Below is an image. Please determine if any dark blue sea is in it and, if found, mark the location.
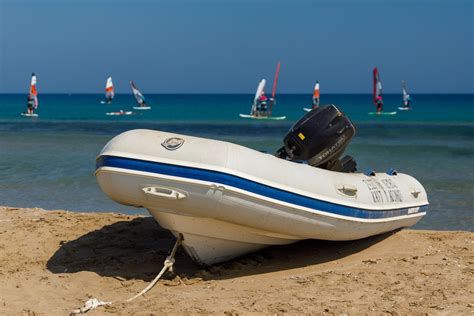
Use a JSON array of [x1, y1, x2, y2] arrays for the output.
[[0, 93, 472, 231]]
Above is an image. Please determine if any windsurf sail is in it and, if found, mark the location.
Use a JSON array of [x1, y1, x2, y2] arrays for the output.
[[251, 79, 266, 115], [313, 81, 320, 107], [105, 76, 114, 103], [402, 80, 411, 107], [268, 61, 281, 116], [130, 81, 146, 106], [373, 67, 383, 111], [29, 73, 38, 109]]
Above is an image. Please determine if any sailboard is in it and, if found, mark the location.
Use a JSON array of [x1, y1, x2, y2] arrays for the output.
[[130, 80, 151, 110], [106, 110, 134, 116], [104, 76, 114, 104], [368, 111, 397, 115], [398, 80, 412, 110], [240, 62, 285, 120], [371, 67, 396, 116], [239, 114, 286, 120], [21, 73, 39, 117]]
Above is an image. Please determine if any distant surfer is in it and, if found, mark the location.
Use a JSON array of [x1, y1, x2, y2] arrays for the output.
[[130, 80, 148, 108], [375, 95, 383, 113], [403, 94, 410, 108], [257, 90, 268, 116], [105, 76, 114, 104], [402, 82, 411, 109], [26, 95, 35, 114], [312, 81, 320, 109]]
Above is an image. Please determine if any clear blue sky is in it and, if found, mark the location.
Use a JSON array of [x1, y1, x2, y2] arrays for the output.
[[0, 0, 472, 93]]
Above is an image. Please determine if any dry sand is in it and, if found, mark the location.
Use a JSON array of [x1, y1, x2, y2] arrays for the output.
[[0, 206, 472, 315]]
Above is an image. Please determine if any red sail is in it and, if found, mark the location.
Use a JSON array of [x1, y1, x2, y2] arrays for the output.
[[269, 61, 281, 115], [373, 67, 378, 105]]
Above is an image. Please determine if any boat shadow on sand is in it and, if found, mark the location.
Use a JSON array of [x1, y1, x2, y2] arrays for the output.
[[47, 217, 396, 282]]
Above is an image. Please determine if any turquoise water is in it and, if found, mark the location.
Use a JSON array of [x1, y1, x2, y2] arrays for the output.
[[0, 94, 473, 231]]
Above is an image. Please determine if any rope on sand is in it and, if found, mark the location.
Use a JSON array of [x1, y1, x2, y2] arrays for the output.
[[70, 234, 182, 315]]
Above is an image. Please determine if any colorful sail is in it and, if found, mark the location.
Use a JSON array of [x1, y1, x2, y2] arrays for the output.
[[105, 76, 114, 102], [373, 67, 383, 109], [130, 81, 146, 106], [313, 81, 320, 107], [402, 80, 410, 107], [30, 73, 38, 109], [269, 61, 281, 115], [313, 82, 320, 98]]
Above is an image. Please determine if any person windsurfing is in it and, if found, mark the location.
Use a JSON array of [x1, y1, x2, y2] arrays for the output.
[[257, 90, 268, 116], [375, 95, 383, 112], [26, 95, 35, 114], [130, 80, 147, 108], [312, 81, 320, 109], [402, 80, 411, 108], [105, 76, 114, 104], [373, 67, 383, 113], [25, 73, 38, 115]]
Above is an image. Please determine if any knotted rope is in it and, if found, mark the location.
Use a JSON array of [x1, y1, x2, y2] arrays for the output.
[[70, 234, 182, 315]]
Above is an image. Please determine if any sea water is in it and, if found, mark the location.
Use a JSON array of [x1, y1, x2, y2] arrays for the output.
[[0, 94, 472, 231]]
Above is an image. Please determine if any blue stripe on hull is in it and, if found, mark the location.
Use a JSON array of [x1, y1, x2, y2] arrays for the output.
[[96, 155, 428, 220]]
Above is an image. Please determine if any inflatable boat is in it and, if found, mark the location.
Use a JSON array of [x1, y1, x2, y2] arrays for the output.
[[96, 105, 428, 266]]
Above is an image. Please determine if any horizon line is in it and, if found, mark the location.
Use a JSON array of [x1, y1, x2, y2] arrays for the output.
[[1, 92, 473, 95]]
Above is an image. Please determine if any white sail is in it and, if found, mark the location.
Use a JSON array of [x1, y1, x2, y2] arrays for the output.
[[130, 81, 146, 106], [105, 76, 114, 101], [402, 80, 410, 106], [251, 79, 266, 115]]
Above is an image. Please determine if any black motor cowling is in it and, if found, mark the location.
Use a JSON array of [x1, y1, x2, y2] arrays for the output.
[[276, 104, 357, 172]]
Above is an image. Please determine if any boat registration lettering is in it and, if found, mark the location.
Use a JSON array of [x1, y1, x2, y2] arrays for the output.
[[362, 179, 384, 203], [362, 178, 404, 204]]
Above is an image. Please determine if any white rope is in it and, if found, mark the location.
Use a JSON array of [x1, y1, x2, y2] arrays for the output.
[[70, 298, 111, 315], [70, 234, 182, 315]]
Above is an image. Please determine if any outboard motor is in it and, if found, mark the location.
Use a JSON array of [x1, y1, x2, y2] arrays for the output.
[[276, 104, 357, 172]]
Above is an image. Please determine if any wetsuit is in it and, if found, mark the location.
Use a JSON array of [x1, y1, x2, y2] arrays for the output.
[[27, 97, 35, 114], [258, 95, 268, 116], [376, 96, 383, 112]]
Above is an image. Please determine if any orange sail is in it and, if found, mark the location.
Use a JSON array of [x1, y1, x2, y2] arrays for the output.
[[29, 73, 38, 108], [313, 82, 320, 99]]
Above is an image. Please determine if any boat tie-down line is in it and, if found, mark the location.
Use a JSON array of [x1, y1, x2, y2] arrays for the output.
[[70, 234, 183, 315]]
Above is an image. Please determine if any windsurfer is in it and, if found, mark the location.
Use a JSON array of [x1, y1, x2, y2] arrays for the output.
[[257, 91, 268, 116], [375, 95, 383, 113], [313, 81, 320, 109], [403, 94, 411, 108], [26, 95, 35, 114]]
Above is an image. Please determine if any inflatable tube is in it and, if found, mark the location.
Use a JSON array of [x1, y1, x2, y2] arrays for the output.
[[96, 130, 428, 265]]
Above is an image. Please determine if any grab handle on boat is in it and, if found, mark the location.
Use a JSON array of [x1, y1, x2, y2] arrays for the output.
[[337, 185, 358, 197], [364, 169, 376, 176], [142, 187, 187, 200], [386, 168, 398, 176]]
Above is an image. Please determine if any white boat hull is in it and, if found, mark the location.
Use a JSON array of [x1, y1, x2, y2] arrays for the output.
[[96, 130, 428, 265]]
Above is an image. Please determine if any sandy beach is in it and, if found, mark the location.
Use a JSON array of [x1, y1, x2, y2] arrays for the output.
[[0, 205, 472, 315]]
